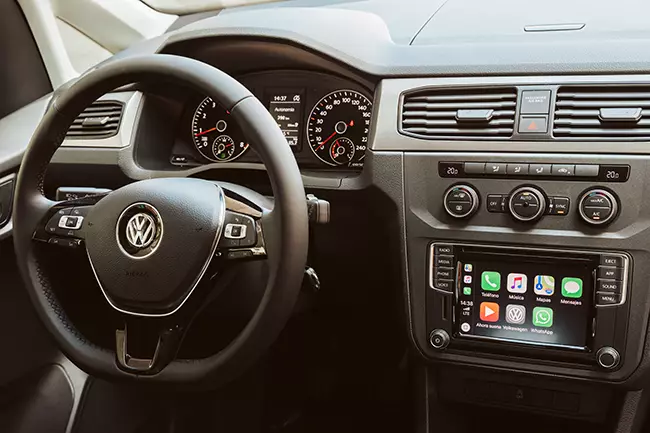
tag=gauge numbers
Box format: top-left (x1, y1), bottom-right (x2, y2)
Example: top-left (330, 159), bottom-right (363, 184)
top-left (191, 97), bottom-right (249, 162)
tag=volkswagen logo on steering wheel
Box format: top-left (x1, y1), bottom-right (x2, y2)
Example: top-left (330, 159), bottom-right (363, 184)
top-left (125, 213), bottom-right (156, 248)
top-left (116, 203), bottom-right (164, 259)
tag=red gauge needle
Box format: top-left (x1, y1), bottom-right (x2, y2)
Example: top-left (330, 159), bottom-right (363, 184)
top-left (194, 127), bottom-right (217, 137)
top-left (315, 120), bottom-right (354, 150)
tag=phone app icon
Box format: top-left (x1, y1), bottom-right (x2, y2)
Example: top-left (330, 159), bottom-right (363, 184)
top-left (481, 271), bottom-right (501, 291)
top-left (562, 277), bottom-right (583, 298)
top-left (534, 275), bottom-right (555, 296)
top-left (532, 307), bottom-right (553, 327)
top-left (480, 302), bottom-right (500, 322)
top-left (507, 273), bottom-right (528, 294)
top-left (464, 264), bottom-right (473, 273)
top-left (463, 286), bottom-right (472, 296)
top-left (506, 305), bottom-right (526, 325)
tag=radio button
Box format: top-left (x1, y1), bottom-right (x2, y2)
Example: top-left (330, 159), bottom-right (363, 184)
top-left (597, 267), bottom-right (623, 281)
top-left (434, 244), bottom-right (454, 256)
top-left (596, 292), bottom-right (621, 305)
top-left (597, 279), bottom-right (622, 294)
top-left (434, 255), bottom-right (454, 267)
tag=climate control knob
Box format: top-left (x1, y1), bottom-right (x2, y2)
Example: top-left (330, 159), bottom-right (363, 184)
top-left (508, 186), bottom-right (547, 222)
top-left (443, 184), bottom-right (479, 219)
top-left (579, 189), bottom-right (618, 226)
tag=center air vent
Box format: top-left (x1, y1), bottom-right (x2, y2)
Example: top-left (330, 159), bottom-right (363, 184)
top-left (400, 87), bottom-right (517, 139)
top-left (66, 100), bottom-right (124, 139)
top-left (554, 86), bottom-right (650, 140)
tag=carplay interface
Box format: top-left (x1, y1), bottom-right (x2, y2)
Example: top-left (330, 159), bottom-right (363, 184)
top-left (455, 251), bottom-right (593, 350)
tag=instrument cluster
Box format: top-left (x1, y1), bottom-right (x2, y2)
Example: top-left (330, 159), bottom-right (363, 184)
top-left (172, 71), bottom-right (373, 170)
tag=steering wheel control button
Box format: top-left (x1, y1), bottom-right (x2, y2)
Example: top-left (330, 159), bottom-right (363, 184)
top-left (507, 163), bottom-right (529, 175)
top-left (508, 186), bottom-right (547, 222)
top-left (518, 116), bottom-right (548, 133)
top-left (429, 329), bottom-right (450, 350)
top-left (58, 215), bottom-right (83, 230)
top-left (487, 194), bottom-right (507, 213)
top-left (596, 347), bottom-right (621, 370)
top-left (224, 224), bottom-right (246, 240)
top-left (551, 164), bottom-right (575, 177)
top-left (443, 185), bottom-right (479, 219)
top-left (579, 189), bottom-right (618, 225)
top-left (227, 250), bottom-right (254, 260)
top-left (521, 90), bottom-right (551, 114)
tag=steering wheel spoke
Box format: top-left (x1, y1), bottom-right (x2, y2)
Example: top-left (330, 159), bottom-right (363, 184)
top-left (32, 194), bottom-right (108, 248)
top-left (116, 323), bottom-right (184, 374)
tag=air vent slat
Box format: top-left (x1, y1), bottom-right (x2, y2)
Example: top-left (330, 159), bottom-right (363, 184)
top-left (400, 87), bottom-right (516, 139)
top-left (65, 100), bottom-right (123, 139)
top-left (553, 86), bottom-right (650, 140)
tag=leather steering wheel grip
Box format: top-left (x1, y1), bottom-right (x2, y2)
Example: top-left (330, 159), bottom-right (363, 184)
top-left (12, 55), bottom-right (309, 385)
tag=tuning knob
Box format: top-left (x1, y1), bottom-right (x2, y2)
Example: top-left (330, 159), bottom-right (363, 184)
top-left (443, 185), bottom-right (479, 219)
top-left (596, 347), bottom-right (620, 370)
top-left (508, 186), bottom-right (547, 222)
top-left (429, 329), bottom-right (451, 350)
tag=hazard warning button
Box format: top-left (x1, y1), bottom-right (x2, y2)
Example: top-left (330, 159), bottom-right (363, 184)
top-left (518, 116), bottom-right (548, 134)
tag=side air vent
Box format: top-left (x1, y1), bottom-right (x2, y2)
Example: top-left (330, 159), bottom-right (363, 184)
top-left (554, 86), bottom-right (650, 140)
top-left (400, 87), bottom-right (517, 139)
top-left (66, 100), bottom-right (124, 139)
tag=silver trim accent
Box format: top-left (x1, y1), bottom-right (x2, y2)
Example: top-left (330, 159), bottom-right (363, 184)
top-left (508, 186), bottom-right (547, 222)
top-left (0, 173), bottom-right (16, 241)
top-left (578, 189), bottom-right (619, 226)
top-left (596, 346), bottom-right (621, 369)
top-left (442, 184), bottom-right (478, 219)
top-left (87, 185), bottom-right (227, 318)
top-left (125, 213), bottom-right (156, 248)
top-left (429, 329), bottom-right (450, 349)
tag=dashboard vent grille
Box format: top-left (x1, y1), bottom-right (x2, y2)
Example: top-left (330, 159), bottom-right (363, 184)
top-left (66, 100), bottom-right (124, 139)
top-left (554, 86), bottom-right (650, 140)
top-left (400, 87), bottom-right (517, 139)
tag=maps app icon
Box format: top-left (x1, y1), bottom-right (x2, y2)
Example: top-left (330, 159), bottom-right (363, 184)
top-left (534, 275), bottom-right (555, 296)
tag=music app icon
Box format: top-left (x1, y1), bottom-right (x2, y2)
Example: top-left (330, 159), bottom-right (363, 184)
top-left (507, 273), bottom-right (528, 294)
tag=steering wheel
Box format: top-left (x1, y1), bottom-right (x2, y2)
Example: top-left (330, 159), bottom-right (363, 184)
top-left (12, 55), bottom-right (309, 385)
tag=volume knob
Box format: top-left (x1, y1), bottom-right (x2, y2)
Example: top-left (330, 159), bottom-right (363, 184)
top-left (596, 347), bottom-right (620, 370)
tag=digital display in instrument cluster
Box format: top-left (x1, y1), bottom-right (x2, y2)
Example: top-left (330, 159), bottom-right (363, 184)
top-left (266, 88), bottom-right (304, 150)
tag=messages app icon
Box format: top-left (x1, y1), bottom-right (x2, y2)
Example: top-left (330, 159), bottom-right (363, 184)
top-left (562, 278), bottom-right (583, 298)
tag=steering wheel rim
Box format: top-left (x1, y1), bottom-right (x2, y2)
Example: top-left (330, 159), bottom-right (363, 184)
top-left (12, 54), bottom-right (309, 385)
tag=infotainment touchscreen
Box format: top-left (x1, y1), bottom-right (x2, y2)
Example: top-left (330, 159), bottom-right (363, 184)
top-left (454, 250), bottom-right (594, 350)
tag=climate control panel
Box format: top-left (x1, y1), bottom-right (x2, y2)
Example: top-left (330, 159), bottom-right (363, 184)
top-left (443, 183), bottom-right (620, 226)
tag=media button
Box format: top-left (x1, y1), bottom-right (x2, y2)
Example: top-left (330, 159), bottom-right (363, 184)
top-left (434, 255), bottom-right (454, 267)
top-left (480, 302), bottom-right (500, 322)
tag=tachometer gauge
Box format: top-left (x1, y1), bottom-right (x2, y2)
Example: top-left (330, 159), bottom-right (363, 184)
top-left (307, 90), bottom-right (372, 167)
top-left (191, 97), bottom-right (249, 162)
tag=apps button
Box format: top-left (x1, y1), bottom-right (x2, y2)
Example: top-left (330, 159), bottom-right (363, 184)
top-left (534, 275), bottom-right (555, 296)
top-left (505, 305), bottom-right (526, 324)
top-left (481, 271), bottom-right (501, 291)
top-left (532, 307), bottom-right (554, 327)
top-left (480, 302), bottom-right (500, 322)
top-left (507, 273), bottom-right (528, 293)
top-left (562, 277), bottom-right (583, 298)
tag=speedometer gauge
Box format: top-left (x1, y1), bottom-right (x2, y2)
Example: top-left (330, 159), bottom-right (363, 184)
top-left (191, 97), bottom-right (249, 162)
top-left (307, 90), bottom-right (372, 167)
